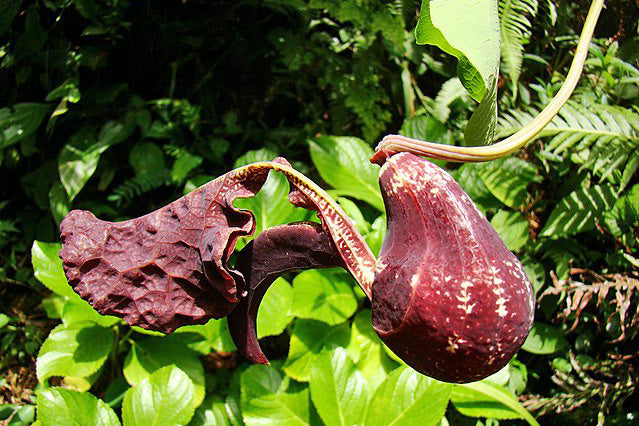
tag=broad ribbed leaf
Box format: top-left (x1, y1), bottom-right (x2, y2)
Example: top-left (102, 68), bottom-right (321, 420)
top-left (309, 136), bottom-right (383, 211)
top-left (416, 0), bottom-right (500, 101)
top-left (346, 310), bottom-right (397, 393)
top-left (235, 149), bottom-right (310, 241)
top-left (283, 320), bottom-right (350, 382)
top-left (363, 367), bottom-right (452, 426)
top-left (31, 241), bottom-right (78, 299)
top-left (241, 364), bottom-right (312, 426)
top-left (177, 318), bottom-right (237, 352)
top-left (540, 184), bottom-right (617, 237)
top-left (452, 381), bottom-right (539, 425)
top-left (415, 0), bottom-right (500, 145)
top-left (310, 347), bottom-right (367, 426)
top-left (257, 277), bottom-right (294, 338)
top-left (122, 366), bottom-right (197, 426)
top-left (37, 388), bottom-right (120, 426)
top-left (37, 322), bottom-right (114, 385)
top-left (123, 336), bottom-right (205, 406)
top-left (291, 270), bottom-right (358, 325)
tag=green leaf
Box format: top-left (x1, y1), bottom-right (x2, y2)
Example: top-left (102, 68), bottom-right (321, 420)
top-left (171, 151), bottom-right (203, 182)
top-left (61, 299), bottom-right (120, 328)
top-left (0, 0), bottom-right (22, 37)
top-left (241, 364), bottom-right (313, 426)
top-left (129, 141), bottom-right (166, 175)
top-left (257, 278), bottom-right (294, 339)
top-left (310, 347), bottom-right (367, 426)
top-left (452, 381), bottom-right (539, 425)
top-left (416, 0), bottom-right (500, 102)
top-left (37, 322), bottom-right (114, 385)
top-left (603, 183), bottom-right (639, 237)
top-left (176, 318), bottom-right (237, 352)
top-left (521, 322), bottom-right (568, 354)
top-left (235, 172), bottom-right (309, 243)
top-left (540, 184), bottom-right (617, 237)
top-left (190, 395), bottom-right (230, 426)
top-left (31, 241), bottom-right (78, 299)
top-left (309, 136), bottom-right (383, 211)
top-left (363, 366), bottom-right (452, 426)
top-left (346, 310), bottom-right (397, 393)
top-left (464, 77), bottom-right (498, 146)
top-left (37, 387), bottom-right (120, 426)
top-left (48, 181), bottom-right (70, 225)
top-left (0, 103), bottom-right (49, 149)
top-left (283, 320), bottom-right (350, 382)
top-left (122, 366), bottom-right (197, 426)
top-left (291, 269), bottom-right (358, 325)
top-left (490, 210), bottom-right (529, 251)
top-left (58, 128), bottom-right (107, 201)
top-left (123, 336), bottom-right (206, 406)
top-left (452, 164), bottom-right (503, 213)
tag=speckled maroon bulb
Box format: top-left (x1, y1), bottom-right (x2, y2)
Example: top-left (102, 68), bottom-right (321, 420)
top-left (372, 153), bottom-right (534, 383)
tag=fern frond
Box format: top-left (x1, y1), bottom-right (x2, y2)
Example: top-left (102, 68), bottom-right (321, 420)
top-left (431, 77), bottom-right (468, 123)
top-left (108, 170), bottom-right (171, 206)
top-left (497, 101), bottom-right (639, 190)
top-left (499, 0), bottom-right (538, 87)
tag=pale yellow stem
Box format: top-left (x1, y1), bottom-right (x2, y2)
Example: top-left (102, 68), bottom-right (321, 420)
top-left (374, 0), bottom-right (605, 163)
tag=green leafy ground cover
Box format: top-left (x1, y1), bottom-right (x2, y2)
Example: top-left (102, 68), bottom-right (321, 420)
top-left (1, 1), bottom-right (638, 425)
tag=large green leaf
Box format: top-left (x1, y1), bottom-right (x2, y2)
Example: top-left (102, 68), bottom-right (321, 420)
top-left (61, 299), bottom-right (120, 328)
top-left (309, 347), bottom-right (367, 426)
top-left (0, 103), bottom-right (49, 149)
top-left (241, 364), bottom-right (313, 426)
top-left (363, 366), bottom-right (452, 426)
top-left (176, 318), bottom-right (237, 353)
top-left (37, 387), bottom-right (120, 426)
top-left (123, 336), bottom-right (206, 406)
top-left (346, 310), bottom-right (397, 393)
top-left (31, 241), bottom-right (78, 299)
top-left (58, 128), bottom-right (106, 201)
top-left (291, 269), bottom-right (358, 325)
top-left (37, 322), bottom-right (114, 385)
top-left (416, 0), bottom-right (500, 101)
top-left (234, 169), bottom-right (309, 240)
top-left (257, 277), bottom-right (294, 339)
top-left (540, 184), bottom-right (617, 237)
top-left (309, 136), bottom-right (383, 211)
top-left (451, 381), bottom-right (539, 425)
top-left (283, 320), bottom-right (351, 382)
top-left (521, 322), bottom-right (568, 354)
top-left (415, 0), bottom-right (500, 145)
top-left (122, 365), bottom-right (197, 426)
